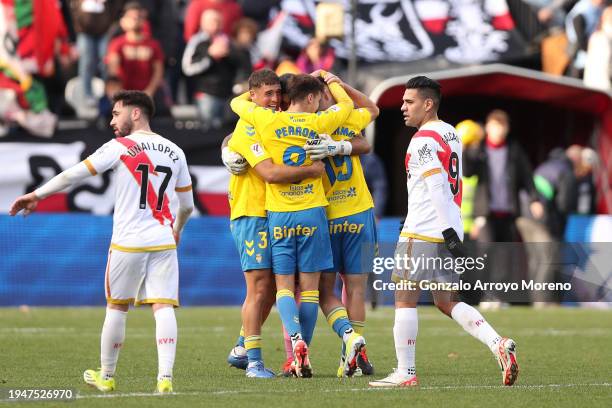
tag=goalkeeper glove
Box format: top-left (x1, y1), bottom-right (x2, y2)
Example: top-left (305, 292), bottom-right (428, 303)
top-left (442, 228), bottom-right (467, 258)
top-left (221, 146), bottom-right (248, 175)
top-left (304, 134), bottom-right (352, 160)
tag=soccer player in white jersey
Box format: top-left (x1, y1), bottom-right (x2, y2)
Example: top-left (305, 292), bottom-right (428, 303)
top-left (9, 91), bottom-right (194, 394)
top-left (369, 77), bottom-right (518, 388)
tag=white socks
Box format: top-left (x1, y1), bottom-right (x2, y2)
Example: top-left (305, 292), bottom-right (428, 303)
top-left (451, 302), bottom-right (501, 354)
top-left (155, 307), bottom-right (177, 381)
top-left (394, 308), bottom-right (418, 377)
top-left (100, 308), bottom-right (127, 379)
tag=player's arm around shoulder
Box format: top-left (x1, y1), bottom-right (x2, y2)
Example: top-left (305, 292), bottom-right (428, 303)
top-left (229, 92), bottom-right (275, 129)
top-left (317, 73), bottom-right (354, 134)
top-left (222, 132), bottom-right (249, 175)
top-left (253, 159), bottom-right (325, 184)
top-left (349, 134), bottom-right (372, 155)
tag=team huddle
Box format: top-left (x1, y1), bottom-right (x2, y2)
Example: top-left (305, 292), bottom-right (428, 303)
top-left (222, 69), bottom-right (379, 379)
top-left (8, 71), bottom-right (519, 393)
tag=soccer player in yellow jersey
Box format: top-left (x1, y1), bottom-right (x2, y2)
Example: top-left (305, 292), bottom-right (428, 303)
top-left (230, 73), bottom-right (365, 377)
top-left (222, 69), bottom-right (325, 378)
top-left (303, 73), bottom-right (380, 377)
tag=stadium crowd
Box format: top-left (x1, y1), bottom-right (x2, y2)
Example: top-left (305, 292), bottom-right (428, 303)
top-left (0, 0), bottom-right (610, 137)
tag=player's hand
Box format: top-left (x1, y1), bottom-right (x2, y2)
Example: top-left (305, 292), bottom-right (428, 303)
top-left (9, 192), bottom-right (40, 216)
top-left (308, 160), bottom-right (326, 177)
top-left (173, 229), bottom-right (181, 246)
top-left (222, 146), bottom-right (248, 175)
top-left (442, 228), bottom-right (467, 258)
top-left (323, 72), bottom-right (342, 85)
top-left (310, 69), bottom-right (323, 77)
top-left (303, 134), bottom-right (352, 160)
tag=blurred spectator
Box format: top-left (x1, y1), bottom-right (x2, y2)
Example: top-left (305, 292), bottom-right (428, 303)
top-left (276, 57), bottom-right (301, 77)
top-left (296, 38), bottom-right (337, 73)
top-left (233, 17), bottom-right (269, 70)
top-left (0, 0), bottom-right (76, 131)
top-left (464, 109), bottom-right (543, 305)
top-left (584, 5), bottom-right (612, 90)
top-left (533, 147), bottom-right (578, 238)
top-left (184, 0), bottom-right (243, 41)
top-left (0, 62), bottom-right (57, 138)
top-left (69, 0), bottom-right (124, 105)
top-left (576, 147), bottom-right (599, 214)
top-left (456, 119), bottom-right (485, 237)
top-left (526, 0), bottom-right (574, 29)
top-left (565, 0), bottom-right (606, 77)
top-left (241, 0), bottom-right (280, 30)
top-left (362, 152), bottom-right (388, 220)
top-left (465, 110), bottom-right (544, 240)
top-left (182, 8), bottom-right (250, 130)
top-left (135, 0), bottom-right (178, 63)
top-left (106, 3), bottom-right (165, 98)
top-left (456, 119), bottom-right (484, 304)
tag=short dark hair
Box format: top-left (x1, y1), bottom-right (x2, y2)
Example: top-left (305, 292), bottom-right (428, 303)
top-left (406, 76), bottom-right (441, 109)
top-left (248, 69), bottom-right (280, 90)
top-left (279, 73), bottom-right (296, 95)
top-left (287, 74), bottom-right (324, 103)
top-left (486, 109), bottom-right (510, 127)
top-left (112, 90), bottom-right (155, 119)
top-left (123, 1), bottom-right (143, 14)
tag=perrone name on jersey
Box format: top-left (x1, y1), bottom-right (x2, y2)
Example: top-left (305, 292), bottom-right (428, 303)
top-left (332, 126), bottom-right (357, 138)
top-left (274, 126), bottom-right (318, 139)
top-left (126, 141), bottom-right (179, 162)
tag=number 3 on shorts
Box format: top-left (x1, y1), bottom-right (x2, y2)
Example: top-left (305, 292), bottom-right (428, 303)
top-left (258, 231), bottom-right (268, 249)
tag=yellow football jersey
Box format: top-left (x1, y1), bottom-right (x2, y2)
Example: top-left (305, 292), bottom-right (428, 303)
top-left (227, 119), bottom-right (270, 220)
top-left (323, 108), bottom-right (375, 219)
top-left (230, 83), bottom-right (353, 212)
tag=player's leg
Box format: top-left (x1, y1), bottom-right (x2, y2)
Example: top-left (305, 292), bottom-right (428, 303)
top-left (433, 290), bottom-right (518, 386)
top-left (370, 239), bottom-right (420, 387)
top-left (275, 272), bottom-right (306, 377)
top-left (152, 303), bottom-right (176, 393)
top-left (280, 280), bottom-right (300, 376)
top-left (342, 209), bottom-right (378, 375)
top-left (319, 271), bottom-right (364, 377)
top-left (296, 207), bottom-right (334, 348)
top-left (294, 271), bottom-right (320, 378)
top-left (320, 219), bottom-right (355, 376)
top-left (343, 273), bottom-right (370, 374)
top-left (243, 268), bottom-right (275, 378)
top-left (84, 249), bottom-right (140, 392)
top-left (227, 216), bottom-right (272, 372)
top-left (137, 249), bottom-right (180, 393)
top-left (369, 286), bottom-right (420, 387)
top-left (319, 225), bottom-right (355, 355)
top-left (292, 207), bottom-right (334, 377)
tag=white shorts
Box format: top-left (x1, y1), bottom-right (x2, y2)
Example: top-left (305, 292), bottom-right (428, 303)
top-left (104, 248), bottom-right (179, 307)
top-left (391, 238), bottom-right (459, 284)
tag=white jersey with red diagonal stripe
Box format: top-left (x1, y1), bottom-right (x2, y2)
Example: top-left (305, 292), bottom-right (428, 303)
top-left (84, 131), bottom-right (192, 251)
top-left (401, 120), bottom-right (463, 243)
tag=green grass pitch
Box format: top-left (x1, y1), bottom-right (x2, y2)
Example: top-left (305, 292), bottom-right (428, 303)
top-left (1, 306), bottom-right (610, 407)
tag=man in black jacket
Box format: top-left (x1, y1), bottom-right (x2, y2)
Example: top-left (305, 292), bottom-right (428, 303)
top-left (182, 8), bottom-right (251, 130)
top-left (464, 110), bottom-right (544, 304)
